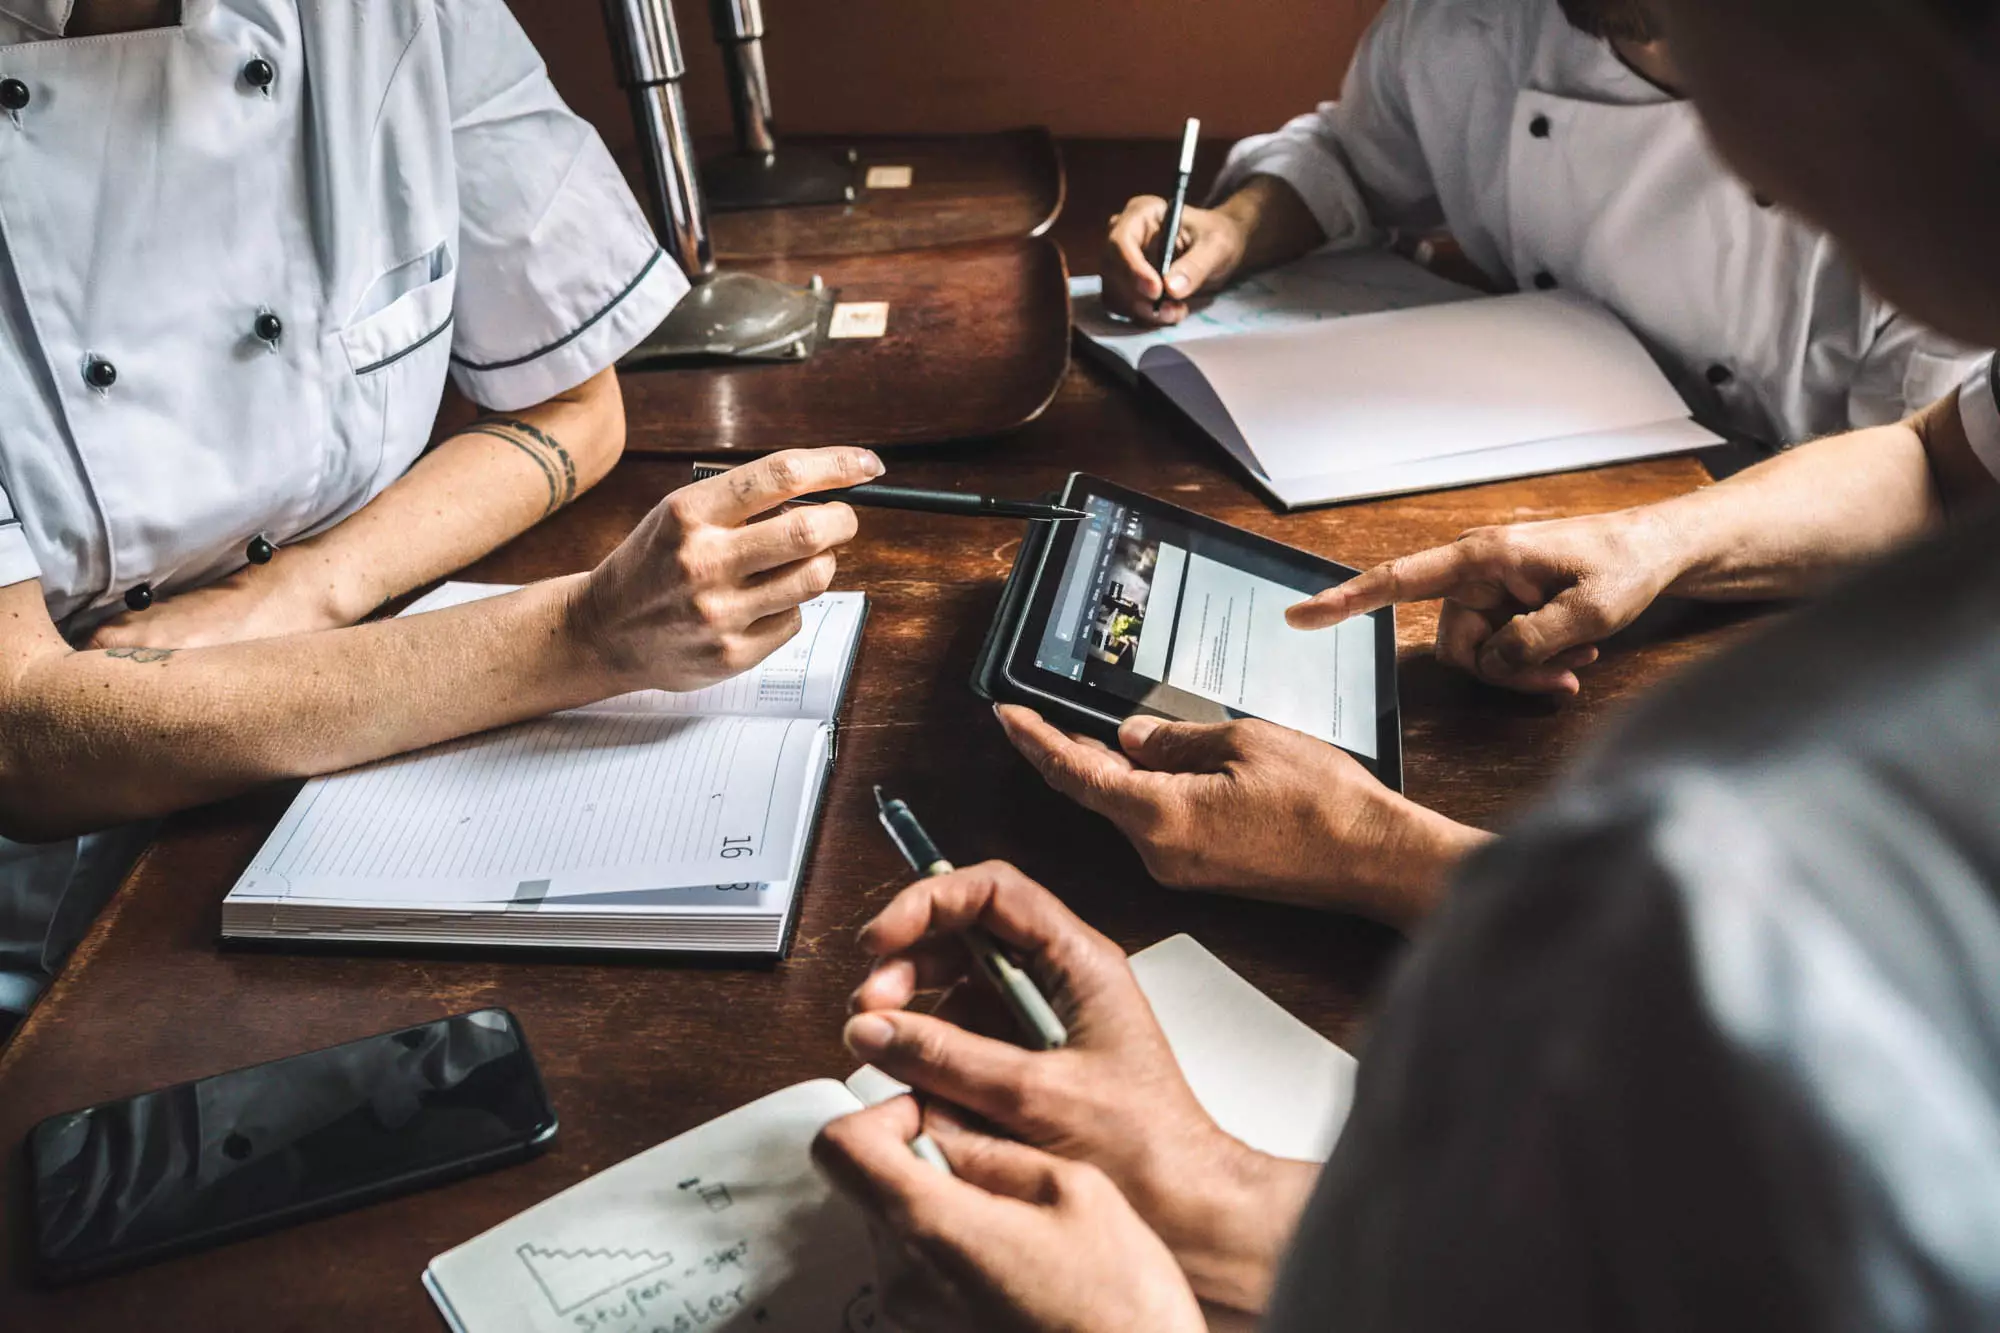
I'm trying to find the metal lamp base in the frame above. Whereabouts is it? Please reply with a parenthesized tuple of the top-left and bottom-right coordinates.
(702, 145, 856, 212)
(622, 270, 832, 366)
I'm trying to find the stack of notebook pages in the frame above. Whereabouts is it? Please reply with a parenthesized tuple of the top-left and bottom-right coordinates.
(220, 583, 867, 956)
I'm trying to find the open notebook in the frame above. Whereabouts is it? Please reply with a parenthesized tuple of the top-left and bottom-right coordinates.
(1073, 249, 1720, 510)
(220, 582, 867, 956)
(423, 935, 1359, 1333)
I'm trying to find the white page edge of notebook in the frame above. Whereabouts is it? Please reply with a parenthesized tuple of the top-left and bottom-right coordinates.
(1256, 416, 1722, 510)
(1147, 291, 1698, 483)
(1142, 354, 1716, 510)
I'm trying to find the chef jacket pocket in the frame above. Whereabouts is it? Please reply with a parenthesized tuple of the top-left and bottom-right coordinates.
(336, 245, 458, 494)
(341, 243, 457, 378)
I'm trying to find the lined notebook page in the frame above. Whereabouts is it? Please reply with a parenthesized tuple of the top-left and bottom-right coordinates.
(402, 584, 865, 721)
(232, 716, 829, 903)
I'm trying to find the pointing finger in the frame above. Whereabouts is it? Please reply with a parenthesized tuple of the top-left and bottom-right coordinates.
(1287, 543, 1483, 629)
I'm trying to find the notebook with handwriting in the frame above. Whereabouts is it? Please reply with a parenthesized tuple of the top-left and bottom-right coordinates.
(422, 935, 1358, 1333)
(220, 582, 866, 956)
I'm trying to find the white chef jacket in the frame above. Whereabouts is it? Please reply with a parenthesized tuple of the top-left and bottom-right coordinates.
(1964, 356, 2000, 478)
(1215, 0, 1991, 452)
(0, 0, 687, 1020)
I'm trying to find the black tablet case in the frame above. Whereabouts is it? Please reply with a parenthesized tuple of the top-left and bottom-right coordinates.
(971, 510, 1404, 788)
(972, 516, 1055, 705)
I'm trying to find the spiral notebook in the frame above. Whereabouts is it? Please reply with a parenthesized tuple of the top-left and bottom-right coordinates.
(219, 582, 866, 956)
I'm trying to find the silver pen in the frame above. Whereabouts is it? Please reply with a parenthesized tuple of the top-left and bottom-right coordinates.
(873, 786, 1069, 1171)
(1153, 117, 1202, 312)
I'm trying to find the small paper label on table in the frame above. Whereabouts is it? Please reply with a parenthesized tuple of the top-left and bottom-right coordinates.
(864, 164, 914, 189)
(828, 302, 890, 339)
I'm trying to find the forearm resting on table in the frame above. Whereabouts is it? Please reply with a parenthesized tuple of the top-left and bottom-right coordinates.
(264, 367, 627, 626)
(0, 577, 604, 842)
(1640, 418, 1946, 602)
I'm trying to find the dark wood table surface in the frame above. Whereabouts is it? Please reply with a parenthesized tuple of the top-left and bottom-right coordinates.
(0, 140, 1770, 1331)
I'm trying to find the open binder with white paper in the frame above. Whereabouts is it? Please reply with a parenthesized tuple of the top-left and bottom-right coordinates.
(220, 582, 867, 956)
(1073, 250, 1720, 509)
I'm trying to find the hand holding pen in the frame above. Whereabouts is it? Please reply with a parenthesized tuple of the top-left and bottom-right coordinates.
(1153, 117, 1202, 312)
(1102, 120, 1265, 327)
(824, 853, 1303, 1308)
(869, 787, 1068, 1172)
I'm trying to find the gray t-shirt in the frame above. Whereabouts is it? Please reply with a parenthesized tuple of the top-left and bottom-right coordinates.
(1271, 516, 2000, 1329)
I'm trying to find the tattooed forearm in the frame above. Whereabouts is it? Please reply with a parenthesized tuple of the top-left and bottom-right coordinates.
(467, 416, 579, 517)
(102, 647, 175, 664)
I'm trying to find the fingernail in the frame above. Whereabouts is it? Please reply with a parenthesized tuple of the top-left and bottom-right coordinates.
(1168, 271, 1189, 296)
(861, 450, 885, 478)
(843, 1013, 895, 1059)
(1118, 714, 1161, 748)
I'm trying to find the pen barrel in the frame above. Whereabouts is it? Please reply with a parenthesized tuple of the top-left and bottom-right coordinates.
(800, 485, 984, 515)
(880, 801, 950, 872)
(1157, 171, 1193, 268)
(969, 931, 1069, 1052)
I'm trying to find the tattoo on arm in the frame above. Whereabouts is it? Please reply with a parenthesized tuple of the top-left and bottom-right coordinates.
(102, 647, 175, 664)
(467, 416, 579, 517)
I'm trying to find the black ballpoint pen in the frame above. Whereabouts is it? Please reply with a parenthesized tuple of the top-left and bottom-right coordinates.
(690, 464, 1085, 522)
(1154, 116, 1202, 312)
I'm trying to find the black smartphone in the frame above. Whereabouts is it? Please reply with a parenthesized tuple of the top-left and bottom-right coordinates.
(26, 1007, 557, 1284)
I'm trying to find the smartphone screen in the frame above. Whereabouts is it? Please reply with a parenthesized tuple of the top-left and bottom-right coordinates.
(28, 1008, 556, 1282)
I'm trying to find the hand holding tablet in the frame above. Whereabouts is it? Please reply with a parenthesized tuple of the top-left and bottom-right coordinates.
(975, 475, 1402, 790)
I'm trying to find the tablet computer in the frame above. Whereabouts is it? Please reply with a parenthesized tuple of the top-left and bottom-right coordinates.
(994, 474, 1401, 788)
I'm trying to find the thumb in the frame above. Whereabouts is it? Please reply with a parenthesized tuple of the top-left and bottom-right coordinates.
(1117, 716, 1242, 773)
(1478, 586, 1618, 674)
(1162, 221, 1238, 299)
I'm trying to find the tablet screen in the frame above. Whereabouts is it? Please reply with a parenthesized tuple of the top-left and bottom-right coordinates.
(1004, 476, 1398, 780)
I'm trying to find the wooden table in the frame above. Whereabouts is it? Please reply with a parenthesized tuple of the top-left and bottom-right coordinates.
(0, 142, 1765, 1332)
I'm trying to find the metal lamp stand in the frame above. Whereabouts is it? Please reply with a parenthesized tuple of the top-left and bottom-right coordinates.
(699, 0, 856, 212)
(602, 0, 830, 363)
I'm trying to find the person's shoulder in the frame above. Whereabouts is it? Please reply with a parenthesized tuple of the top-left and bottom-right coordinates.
(1369, 0, 1555, 91)
(1386, 0, 1555, 59)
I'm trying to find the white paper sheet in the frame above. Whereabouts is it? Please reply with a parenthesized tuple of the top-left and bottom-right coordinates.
(1071, 249, 1478, 375)
(1152, 291, 1701, 486)
(425, 1082, 877, 1333)
(1129, 936, 1357, 1163)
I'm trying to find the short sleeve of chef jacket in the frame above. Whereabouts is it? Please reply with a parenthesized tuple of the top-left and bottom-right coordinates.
(433, 0, 688, 411)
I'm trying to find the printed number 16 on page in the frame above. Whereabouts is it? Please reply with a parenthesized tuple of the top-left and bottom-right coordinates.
(720, 835, 756, 860)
